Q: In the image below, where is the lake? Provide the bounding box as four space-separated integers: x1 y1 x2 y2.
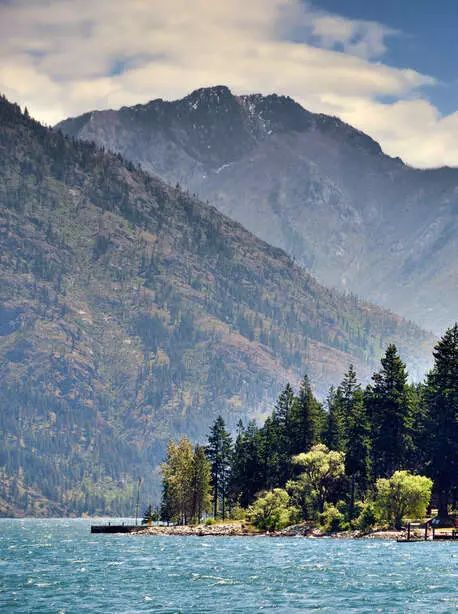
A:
0 519 457 612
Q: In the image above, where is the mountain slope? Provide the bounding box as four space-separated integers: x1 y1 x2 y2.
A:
58 86 458 333
0 95 433 516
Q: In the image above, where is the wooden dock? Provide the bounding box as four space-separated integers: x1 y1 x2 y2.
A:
91 524 140 534
431 531 458 541
397 519 458 542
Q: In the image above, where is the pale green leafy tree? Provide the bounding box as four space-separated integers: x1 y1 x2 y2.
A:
290 444 345 515
161 437 195 524
375 470 433 529
191 445 212 523
161 438 212 524
248 488 296 531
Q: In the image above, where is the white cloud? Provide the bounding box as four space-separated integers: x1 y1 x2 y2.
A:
0 0 456 167
330 97 458 169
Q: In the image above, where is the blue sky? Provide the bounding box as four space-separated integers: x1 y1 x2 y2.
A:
314 0 458 114
1 0 458 168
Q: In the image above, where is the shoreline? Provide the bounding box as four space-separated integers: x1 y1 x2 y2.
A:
133 522 408 540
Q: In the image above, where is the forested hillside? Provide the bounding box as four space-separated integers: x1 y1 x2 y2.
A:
0 96 433 516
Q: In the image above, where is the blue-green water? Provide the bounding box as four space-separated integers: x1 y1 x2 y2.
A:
0 519 457 613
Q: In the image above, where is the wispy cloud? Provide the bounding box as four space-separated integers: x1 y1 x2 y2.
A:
278 2 398 60
0 0 456 167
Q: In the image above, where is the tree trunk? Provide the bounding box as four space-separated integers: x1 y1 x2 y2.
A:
213 478 218 518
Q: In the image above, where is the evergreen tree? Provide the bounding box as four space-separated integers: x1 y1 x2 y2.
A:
340 364 359 436
275 383 295 426
290 375 324 455
206 416 233 519
345 388 371 513
424 324 458 517
324 386 345 453
142 504 159 525
230 420 263 507
335 366 371 512
406 382 425 473
267 383 296 486
160 477 173 524
367 345 413 478
256 415 279 490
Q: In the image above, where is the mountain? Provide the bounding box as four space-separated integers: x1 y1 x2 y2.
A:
58 85 458 333
0 95 433 516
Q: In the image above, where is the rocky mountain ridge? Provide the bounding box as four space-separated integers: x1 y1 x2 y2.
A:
58 86 458 333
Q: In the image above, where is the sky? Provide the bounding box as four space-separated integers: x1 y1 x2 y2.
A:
1 0 458 168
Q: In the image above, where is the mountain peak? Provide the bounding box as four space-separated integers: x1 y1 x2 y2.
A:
180 85 236 112
239 92 313 133
187 85 234 101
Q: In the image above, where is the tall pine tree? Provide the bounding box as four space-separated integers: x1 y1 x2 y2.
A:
230 420 263 507
206 416 233 519
271 383 296 485
329 366 371 513
367 345 413 478
324 386 345 453
424 324 458 517
290 375 324 455
345 387 371 513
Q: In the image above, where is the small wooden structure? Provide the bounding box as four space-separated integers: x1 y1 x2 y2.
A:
397 522 426 542
398 517 458 542
91 523 139 534
427 516 458 540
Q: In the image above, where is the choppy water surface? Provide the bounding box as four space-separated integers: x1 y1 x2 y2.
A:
0 519 457 613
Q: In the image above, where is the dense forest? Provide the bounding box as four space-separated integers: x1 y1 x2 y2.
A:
160 326 458 530
0 95 435 516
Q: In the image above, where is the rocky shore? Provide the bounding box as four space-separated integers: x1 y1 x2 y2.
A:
276 524 407 540
136 522 256 536
134 522 407 540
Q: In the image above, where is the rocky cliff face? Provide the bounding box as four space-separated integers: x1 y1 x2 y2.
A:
58 86 458 333
0 94 434 515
